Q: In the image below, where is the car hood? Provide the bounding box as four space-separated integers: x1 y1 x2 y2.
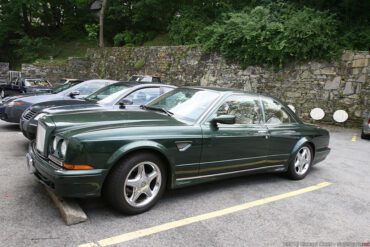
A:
30 99 96 114
17 93 65 104
47 110 186 135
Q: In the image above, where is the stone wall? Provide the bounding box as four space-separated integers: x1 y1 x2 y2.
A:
0 62 9 78
86 46 369 127
21 57 91 84
20 46 370 126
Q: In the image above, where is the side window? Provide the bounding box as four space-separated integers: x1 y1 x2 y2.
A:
262 98 295 124
122 87 161 105
213 95 263 124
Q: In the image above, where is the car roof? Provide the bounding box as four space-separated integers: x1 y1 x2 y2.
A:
183 86 256 95
115 81 176 88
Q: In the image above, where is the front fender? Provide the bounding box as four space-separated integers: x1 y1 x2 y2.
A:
106 140 174 171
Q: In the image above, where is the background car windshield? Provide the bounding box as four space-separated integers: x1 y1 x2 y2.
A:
147 88 220 122
86 83 130 102
52 83 76 94
24 79 50 87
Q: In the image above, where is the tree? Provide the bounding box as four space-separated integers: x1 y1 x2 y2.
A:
99 0 108 47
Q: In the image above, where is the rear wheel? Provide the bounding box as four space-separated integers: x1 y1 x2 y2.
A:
104 152 166 214
287 145 313 180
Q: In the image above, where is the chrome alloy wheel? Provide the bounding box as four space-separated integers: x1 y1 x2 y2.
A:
123 161 162 208
294 146 311 175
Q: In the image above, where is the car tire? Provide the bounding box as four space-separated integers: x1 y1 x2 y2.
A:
287 144 313 180
361 131 369 140
104 152 167 214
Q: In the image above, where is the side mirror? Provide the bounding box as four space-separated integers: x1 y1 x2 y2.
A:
211 115 236 125
120 99 133 105
69 91 80 98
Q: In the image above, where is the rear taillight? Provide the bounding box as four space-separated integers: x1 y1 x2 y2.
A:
368 119 370 124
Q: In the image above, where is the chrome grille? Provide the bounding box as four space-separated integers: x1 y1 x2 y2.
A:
23 109 37 120
36 124 46 154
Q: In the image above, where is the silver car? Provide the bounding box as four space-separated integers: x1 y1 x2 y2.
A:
362 113 370 139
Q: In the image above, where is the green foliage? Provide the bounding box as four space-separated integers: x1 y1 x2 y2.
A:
85 24 99 41
198 4 339 68
169 9 209 45
12 36 52 62
134 59 146 69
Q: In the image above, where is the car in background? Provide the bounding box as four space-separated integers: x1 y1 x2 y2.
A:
129 75 161 83
20 82 176 139
0 79 117 124
362 113 370 139
27 87 330 214
0 78 52 99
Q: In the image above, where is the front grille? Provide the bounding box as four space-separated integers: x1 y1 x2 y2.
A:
23 109 37 120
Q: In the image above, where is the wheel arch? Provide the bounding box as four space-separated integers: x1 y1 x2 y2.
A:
104 140 175 189
288 137 316 165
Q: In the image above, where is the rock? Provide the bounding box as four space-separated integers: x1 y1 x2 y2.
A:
352 59 368 68
324 76 341 90
343 81 355 95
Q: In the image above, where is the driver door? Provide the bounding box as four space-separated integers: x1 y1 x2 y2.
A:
200 94 269 176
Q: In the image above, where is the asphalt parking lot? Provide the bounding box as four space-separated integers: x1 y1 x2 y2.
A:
0 121 369 247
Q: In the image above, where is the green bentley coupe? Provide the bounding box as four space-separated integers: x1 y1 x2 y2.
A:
27 87 330 214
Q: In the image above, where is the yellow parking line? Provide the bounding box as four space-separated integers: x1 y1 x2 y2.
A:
79 182 332 247
352 134 357 142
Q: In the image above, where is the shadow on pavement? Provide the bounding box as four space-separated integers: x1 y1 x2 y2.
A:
0 123 20 132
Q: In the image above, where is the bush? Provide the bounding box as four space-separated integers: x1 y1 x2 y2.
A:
198 4 339 68
12 36 52 62
169 8 211 45
84 24 99 41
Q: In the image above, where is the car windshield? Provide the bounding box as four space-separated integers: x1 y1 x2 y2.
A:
51 83 78 94
24 79 50 87
146 88 220 123
86 82 131 102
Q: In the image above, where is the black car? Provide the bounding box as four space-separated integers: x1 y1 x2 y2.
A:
20 82 176 139
0 78 52 98
0 79 117 124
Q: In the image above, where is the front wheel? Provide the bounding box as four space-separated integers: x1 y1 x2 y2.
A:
287 145 313 180
104 152 167 214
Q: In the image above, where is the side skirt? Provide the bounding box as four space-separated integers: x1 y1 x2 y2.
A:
173 164 286 189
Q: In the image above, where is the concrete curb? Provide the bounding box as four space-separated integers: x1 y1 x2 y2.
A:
44 186 88 225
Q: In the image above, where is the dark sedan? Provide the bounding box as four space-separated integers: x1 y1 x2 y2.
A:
0 79 117 124
0 78 52 98
27 87 330 214
20 82 176 139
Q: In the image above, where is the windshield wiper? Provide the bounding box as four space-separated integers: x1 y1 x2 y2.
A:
140 105 173 117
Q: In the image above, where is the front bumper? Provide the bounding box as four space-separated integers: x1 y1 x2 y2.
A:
1 106 25 123
27 142 107 198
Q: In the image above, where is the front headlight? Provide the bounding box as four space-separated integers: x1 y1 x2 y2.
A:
60 140 67 158
34 113 47 121
7 100 26 107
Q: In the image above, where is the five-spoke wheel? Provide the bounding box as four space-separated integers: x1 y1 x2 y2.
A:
104 152 166 214
124 161 162 208
288 144 313 180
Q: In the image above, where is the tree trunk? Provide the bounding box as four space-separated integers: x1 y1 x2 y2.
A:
99 0 108 48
